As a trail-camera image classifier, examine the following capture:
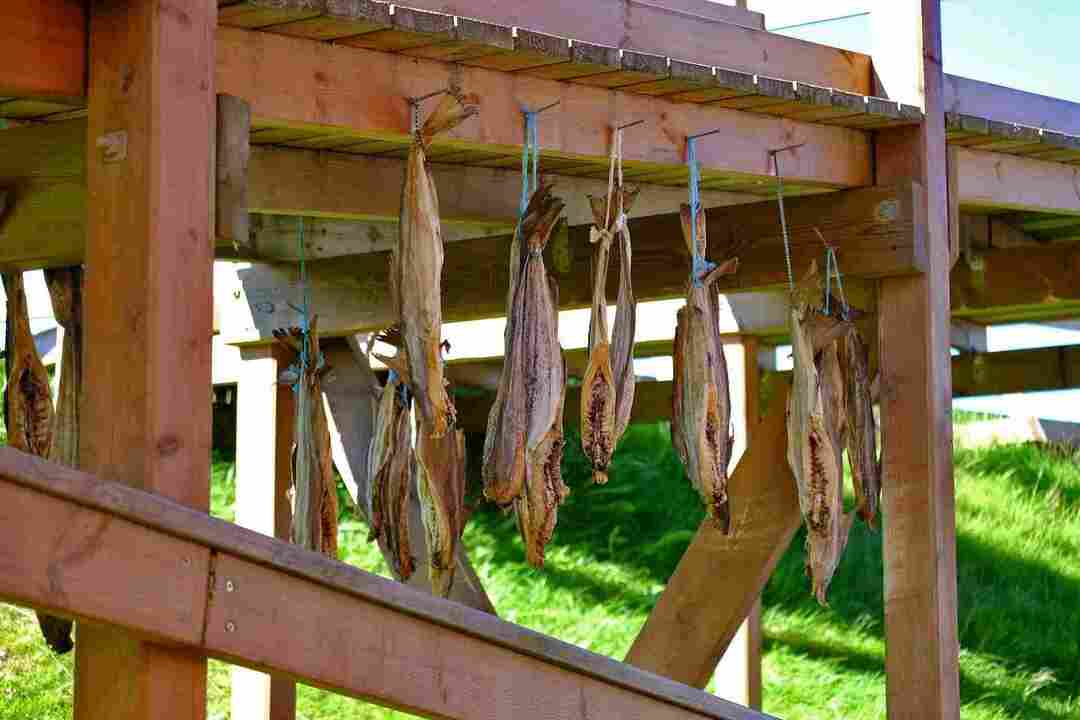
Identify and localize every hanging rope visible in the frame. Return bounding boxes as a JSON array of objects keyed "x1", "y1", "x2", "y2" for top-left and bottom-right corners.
[
  {"x1": 685, "y1": 137, "x2": 716, "y2": 288},
  {"x1": 518, "y1": 110, "x2": 541, "y2": 228},
  {"x1": 771, "y1": 151, "x2": 796, "y2": 295}
]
